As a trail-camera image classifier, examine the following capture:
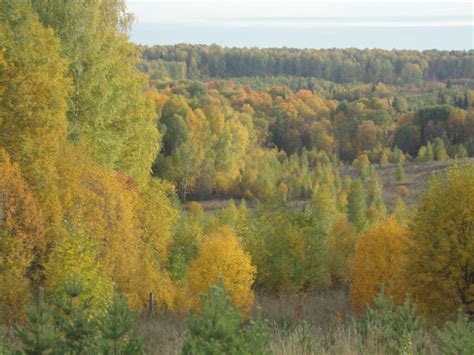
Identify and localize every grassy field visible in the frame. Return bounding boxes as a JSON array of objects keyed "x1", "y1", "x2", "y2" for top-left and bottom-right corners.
[{"x1": 137, "y1": 290, "x2": 441, "y2": 354}]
